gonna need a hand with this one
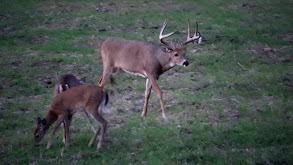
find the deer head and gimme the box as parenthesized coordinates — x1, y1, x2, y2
(159, 20, 201, 67)
(34, 117, 47, 143)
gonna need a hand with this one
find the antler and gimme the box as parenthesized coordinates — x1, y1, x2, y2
(159, 20, 176, 47)
(184, 19, 201, 45)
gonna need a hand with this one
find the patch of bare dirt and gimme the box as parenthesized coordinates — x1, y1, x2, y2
(11, 61, 22, 67)
(0, 26, 16, 36)
(37, 75, 56, 88)
(250, 96, 278, 113)
(224, 109, 241, 121)
(196, 96, 244, 124)
(282, 73, 293, 88)
(247, 44, 293, 64)
(141, 1, 201, 12)
(21, 94, 48, 105)
(32, 35, 56, 45)
(277, 33, 293, 43)
(108, 116, 125, 129)
(229, 3, 258, 10)
(12, 108, 33, 114)
(23, 52, 40, 57)
(72, 35, 105, 49)
(62, 63, 93, 77)
(95, 2, 136, 13)
(30, 60, 60, 69)
(0, 14, 11, 21)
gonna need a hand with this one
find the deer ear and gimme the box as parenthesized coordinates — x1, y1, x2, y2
(38, 119, 46, 128)
(41, 119, 47, 126)
(160, 46, 172, 53)
(58, 84, 63, 93)
(36, 117, 42, 124)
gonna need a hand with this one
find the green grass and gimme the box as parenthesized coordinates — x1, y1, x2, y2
(0, 0, 292, 164)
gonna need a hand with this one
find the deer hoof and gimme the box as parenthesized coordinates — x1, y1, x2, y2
(163, 114, 167, 120)
(97, 143, 102, 151)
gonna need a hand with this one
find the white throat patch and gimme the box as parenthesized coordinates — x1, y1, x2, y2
(170, 63, 175, 67)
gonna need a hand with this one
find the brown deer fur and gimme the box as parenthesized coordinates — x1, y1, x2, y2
(34, 85, 109, 150)
(98, 20, 201, 119)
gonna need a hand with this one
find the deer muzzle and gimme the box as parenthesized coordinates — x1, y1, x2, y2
(183, 60, 189, 67)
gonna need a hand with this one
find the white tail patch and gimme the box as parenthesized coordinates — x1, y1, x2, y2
(58, 85, 63, 93)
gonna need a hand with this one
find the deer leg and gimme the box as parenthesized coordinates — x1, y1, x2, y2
(89, 106, 107, 151)
(98, 67, 112, 87)
(88, 126, 101, 148)
(147, 75, 167, 119)
(47, 116, 65, 149)
(63, 115, 72, 147)
(142, 78, 152, 117)
(84, 111, 97, 134)
(62, 121, 66, 144)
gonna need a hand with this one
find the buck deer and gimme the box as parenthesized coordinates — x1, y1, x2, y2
(34, 85, 109, 150)
(98, 20, 201, 119)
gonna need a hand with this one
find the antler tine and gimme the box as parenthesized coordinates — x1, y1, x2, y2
(184, 20, 201, 45)
(159, 20, 175, 46)
(195, 21, 198, 36)
(187, 19, 191, 41)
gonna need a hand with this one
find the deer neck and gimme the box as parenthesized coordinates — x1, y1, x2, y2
(44, 110, 58, 130)
(158, 52, 174, 73)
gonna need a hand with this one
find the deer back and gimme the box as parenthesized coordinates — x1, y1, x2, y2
(51, 85, 105, 114)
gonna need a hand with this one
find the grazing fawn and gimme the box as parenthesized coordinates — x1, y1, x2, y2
(34, 85, 109, 150)
(54, 74, 99, 134)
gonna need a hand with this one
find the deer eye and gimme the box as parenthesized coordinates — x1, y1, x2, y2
(174, 54, 178, 57)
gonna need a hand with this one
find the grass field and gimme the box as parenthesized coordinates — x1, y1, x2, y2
(0, 0, 292, 164)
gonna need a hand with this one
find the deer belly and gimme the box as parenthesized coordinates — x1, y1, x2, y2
(122, 69, 147, 78)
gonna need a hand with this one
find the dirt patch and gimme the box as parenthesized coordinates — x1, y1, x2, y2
(11, 61, 22, 67)
(108, 116, 125, 129)
(229, 3, 258, 10)
(95, 2, 136, 13)
(196, 96, 244, 124)
(246, 44, 293, 64)
(277, 34, 293, 43)
(95, 1, 201, 13)
(62, 63, 92, 77)
(72, 35, 105, 49)
(12, 108, 33, 114)
(1, 26, 16, 36)
(23, 52, 41, 57)
(282, 73, 293, 88)
(37, 75, 56, 88)
(141, 1, 201, 12)
(66, 52, 84, 58)
(224, 109, 241, 121)
(0, 14, 11, 21)
(32, 35, 56, 45)
(250, 96, 278, 113)
(20, 94, 48, 105)
(30, 60, 60, 69)
(110, 88, 145, 113)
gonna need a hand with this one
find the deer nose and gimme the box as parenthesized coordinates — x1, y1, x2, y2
(183, 60, 189, 67)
